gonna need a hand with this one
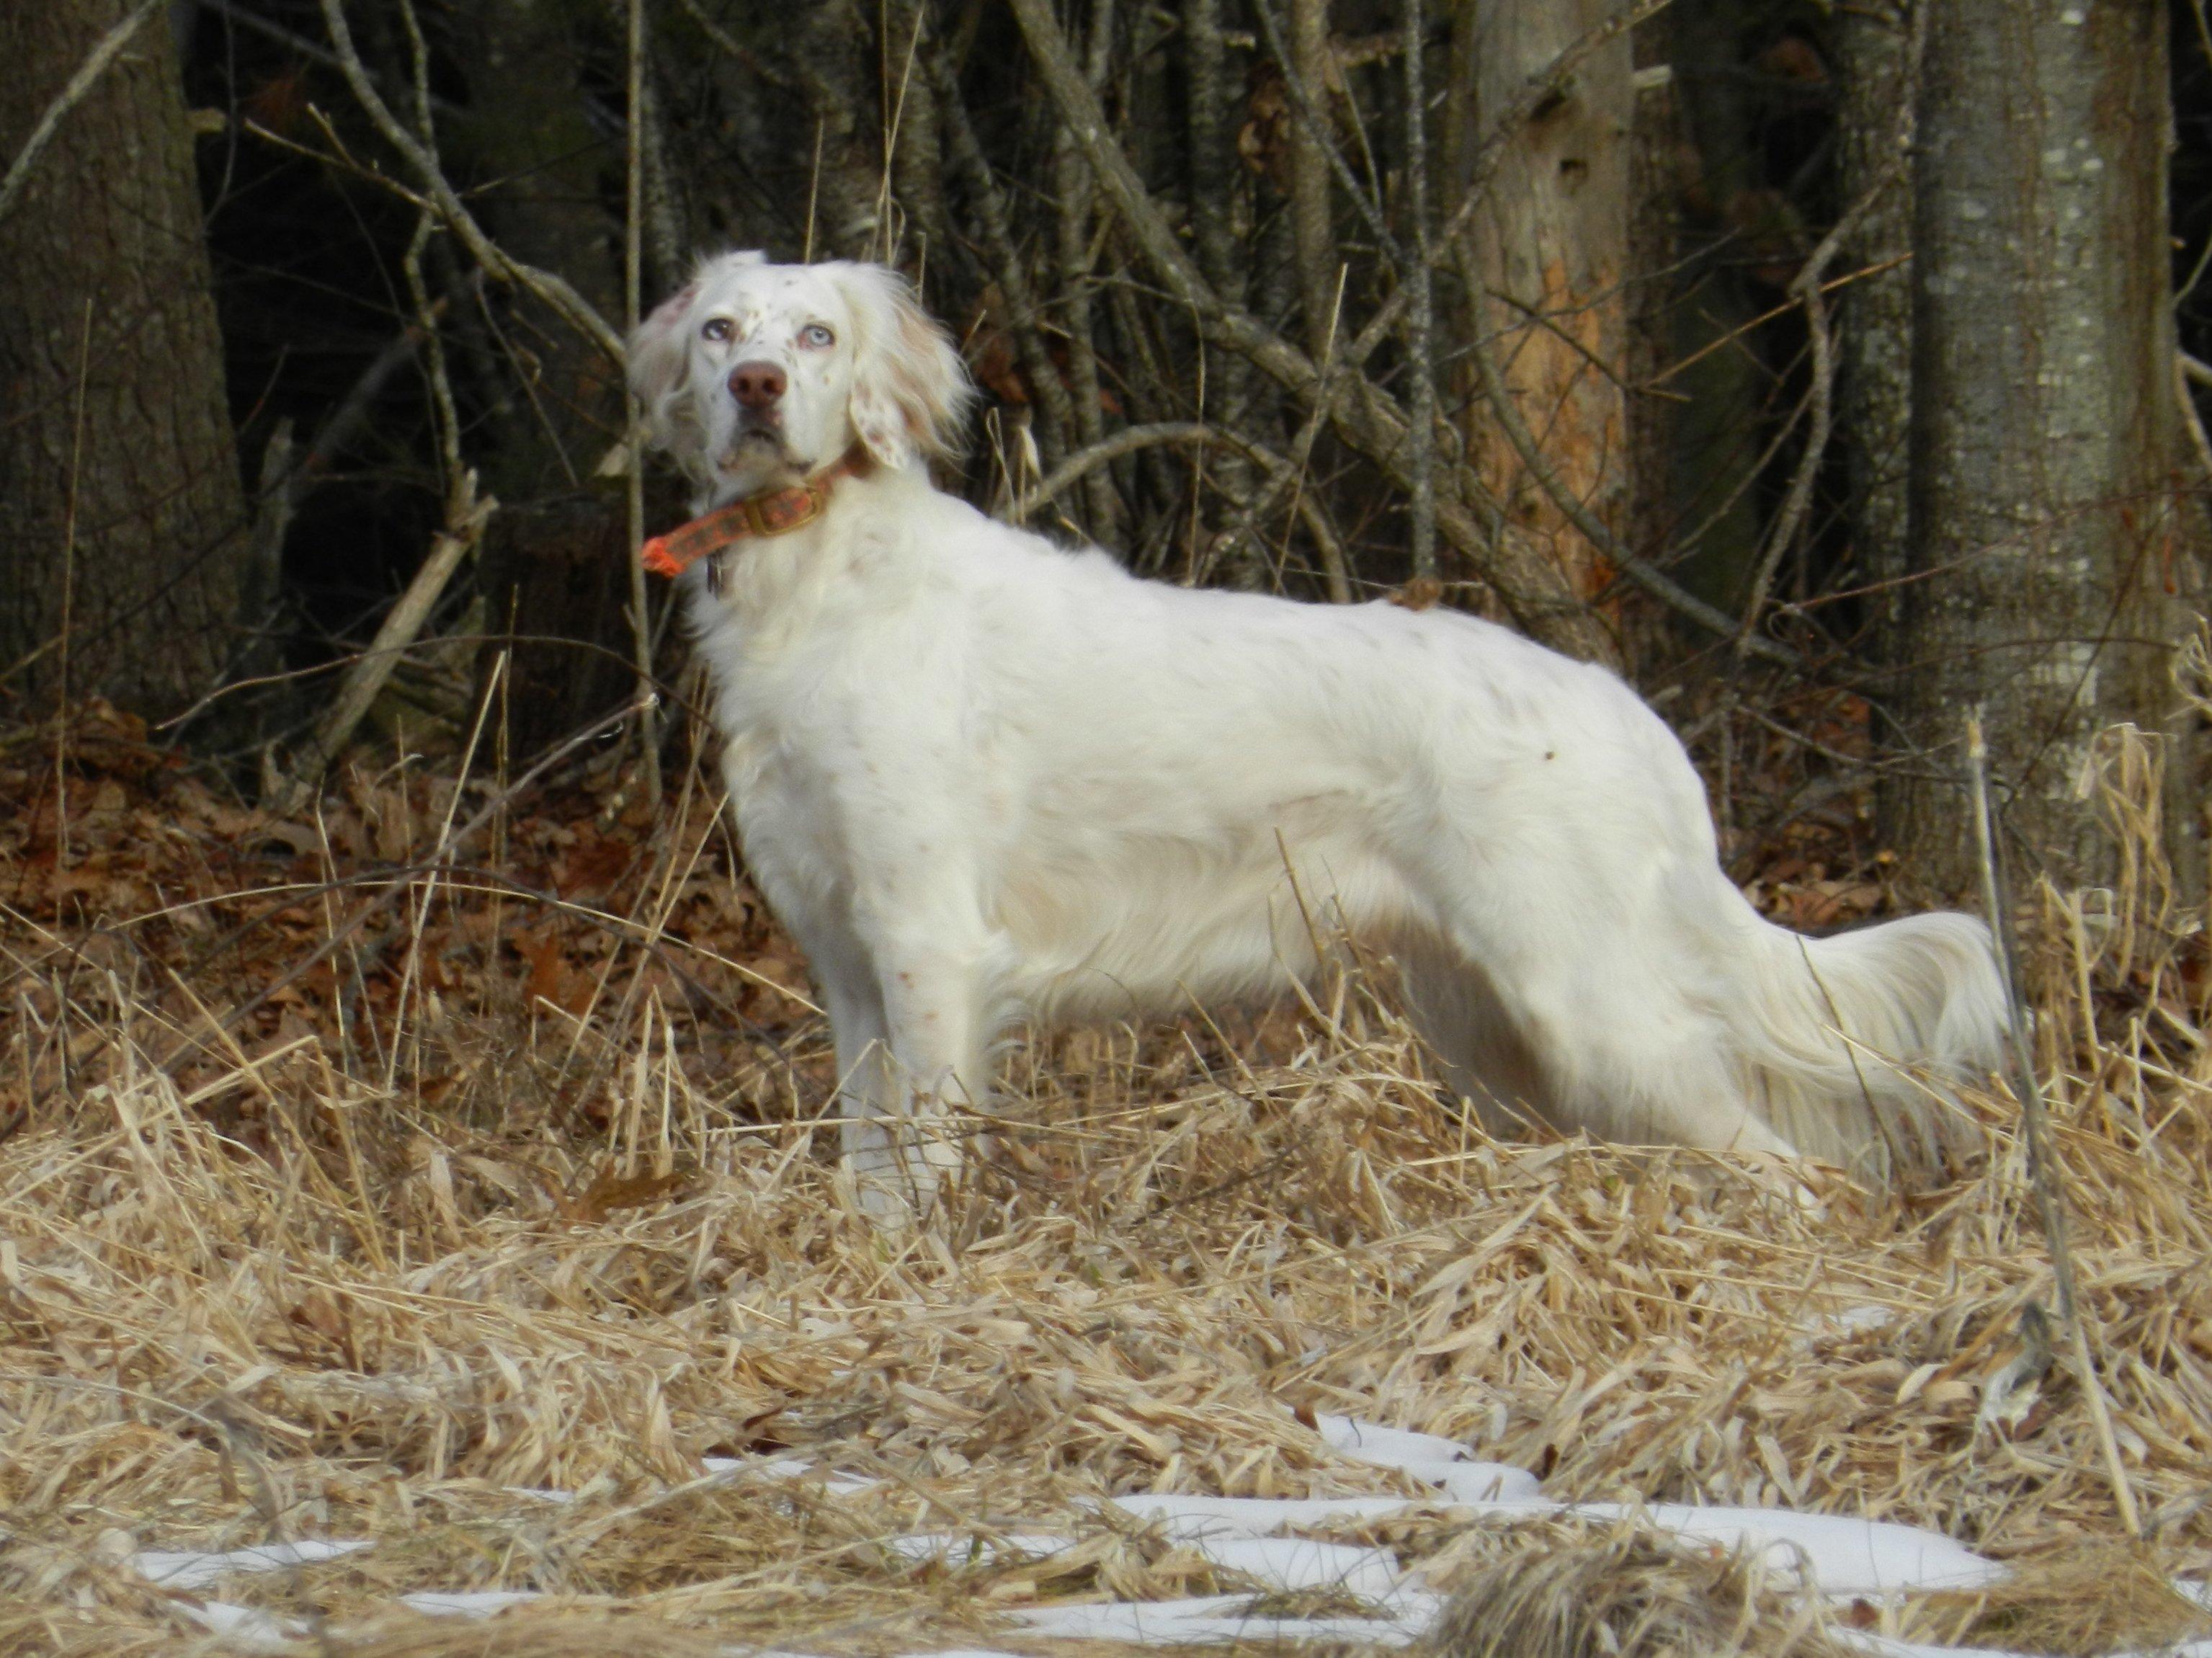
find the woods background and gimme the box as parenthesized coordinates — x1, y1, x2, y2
(5, 0, 2212, 906)
(14, 10, 2212, 1649)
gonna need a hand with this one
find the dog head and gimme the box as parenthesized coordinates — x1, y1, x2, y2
(628, 252, 973, 500)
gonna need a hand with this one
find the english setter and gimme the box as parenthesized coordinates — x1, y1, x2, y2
(629, 252, 2007, 1213)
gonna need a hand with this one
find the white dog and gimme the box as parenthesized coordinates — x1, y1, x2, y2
(628, 251, 2008, 1211)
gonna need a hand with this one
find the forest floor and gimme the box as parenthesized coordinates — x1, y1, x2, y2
(3, 702, 2211, 1658)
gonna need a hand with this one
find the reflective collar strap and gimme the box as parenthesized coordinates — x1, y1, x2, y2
(638, 464, 847, 579)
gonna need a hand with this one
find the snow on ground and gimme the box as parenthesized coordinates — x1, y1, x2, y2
(132, 1538, 374, 1592)
(121, 1417, 2061, 1653)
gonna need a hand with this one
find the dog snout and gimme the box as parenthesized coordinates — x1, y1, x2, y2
(728, 360, 788, 411)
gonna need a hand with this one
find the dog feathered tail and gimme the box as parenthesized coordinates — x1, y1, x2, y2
(1718, 893, 2009, 1187)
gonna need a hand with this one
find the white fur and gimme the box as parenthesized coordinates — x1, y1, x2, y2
(631, 253, 2010, 1208)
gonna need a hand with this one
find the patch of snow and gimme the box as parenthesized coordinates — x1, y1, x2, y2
(1011, 1592, 1435, 1645)
(1838, 1633, 2033, 1658)
(175, 1600, 305, 1652)
(699, 1453, 879, 1497)
(1314, 1416, 1469, 1469)
(1108, 1493, 1431, 1539)
(131, 1538, 374, 1591)
(1315, 1415, 1540, 1502)
(1185, 1536, 1404, 1600)
(1424, 1463, 1546, 1503)
(401, 1587, 544, 1617)
(1563, 1503, 2004, 1597)
(1110, 1487, 2000, 1603)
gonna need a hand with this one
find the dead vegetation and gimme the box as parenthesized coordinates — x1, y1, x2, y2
(2, 708, 2211, 1658)
(1418, 1518, 1857, 1658)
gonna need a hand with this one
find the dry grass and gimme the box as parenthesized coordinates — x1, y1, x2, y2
(1913, 1543, 2211, 1658)
(1418, 1517, 1857, 1658)
(2, 717, 2211, 1657)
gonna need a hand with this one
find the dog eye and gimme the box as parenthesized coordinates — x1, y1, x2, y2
(701, 318, 732, 342)
(800, 324, 835, 349)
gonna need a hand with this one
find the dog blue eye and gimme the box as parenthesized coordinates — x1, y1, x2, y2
(800, 324, 835, 349)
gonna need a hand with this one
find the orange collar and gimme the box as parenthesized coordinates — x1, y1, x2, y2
(639, 458, 857, 579)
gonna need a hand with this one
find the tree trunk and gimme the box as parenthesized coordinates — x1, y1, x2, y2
(1286, 0, 1337, 361)
(1834, 0, 1916, 644)
(1888, 0, 2198, 897)
(452, 0, 628, 500)
(1450, 0, 1635, 603)
(0, 1, 247, 717)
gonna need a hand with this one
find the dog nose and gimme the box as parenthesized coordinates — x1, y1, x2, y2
(728, 360, 788, 409)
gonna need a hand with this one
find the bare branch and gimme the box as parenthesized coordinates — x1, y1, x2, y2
(1285, 0, 1339, 358)
(0, 0, 164, 228)
(625, 0, 663, 806)
(1735, 170, 1904, 656)
(1052, 0, 1122, 538)
(315, 0, 623, 362)
(1013, 420, 1352, 600)
(1401, 0, 1437, 584)
(1005, 0, 1607, 656)
(270, 475, 496, 813)
(1463, 277, 1801, 667)
(922, 18, 1076, 472)
(1252, 0, 1406, 267)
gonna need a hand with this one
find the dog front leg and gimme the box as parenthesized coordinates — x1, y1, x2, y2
(785, 921, 914, 1211)
(863, 945, 991, 1210)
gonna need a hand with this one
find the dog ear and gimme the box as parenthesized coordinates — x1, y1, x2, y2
(829, 263, 975, 472)
(627, 251, 770, 476)
(628, 277, 703, 470)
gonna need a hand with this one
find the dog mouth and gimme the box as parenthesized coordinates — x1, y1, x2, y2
(718, 422, 793, 471)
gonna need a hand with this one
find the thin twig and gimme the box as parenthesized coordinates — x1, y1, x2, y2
(1966, 709, 2143, 1538)
(1051, 0, 1120, 538)
(1015, 423, 1288, 520)
(2176, 354, 2212, 482)
(921, 17, 1076, 471)
(55, 300, 94, 873)
(0, 0, 164, 227)
(1401, 0, 1436, 584)
(1004, 0, 1603, 656)
(1018, 420, 1352, 598)
(156, 695, 652, 1073)
(1252, 0, 1406, 268)
(625, 0, 664, 809)
(1734, 171, 1902, 656)
(1285, 0, 1338, 359)
(272, 478, 496, 814)
(316, 0, 622, 362)
(1462, 279, 1798, 666)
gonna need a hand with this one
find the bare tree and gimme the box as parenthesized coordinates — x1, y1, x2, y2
(1886, 0, 2201, 895)
(1834, 0, 1916, 643)
(0, 1, 248, 717)
(1449, 0, 1636, 605)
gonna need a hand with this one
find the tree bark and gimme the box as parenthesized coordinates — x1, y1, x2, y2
(0, 1, 247, 717)
(1888, 0, 2198, 896)
(1287, 0, 1337, 360)
(451, 0, 628, 499)
(1834, 0, 1916, 643)
(1450, 0, 1635, 603)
